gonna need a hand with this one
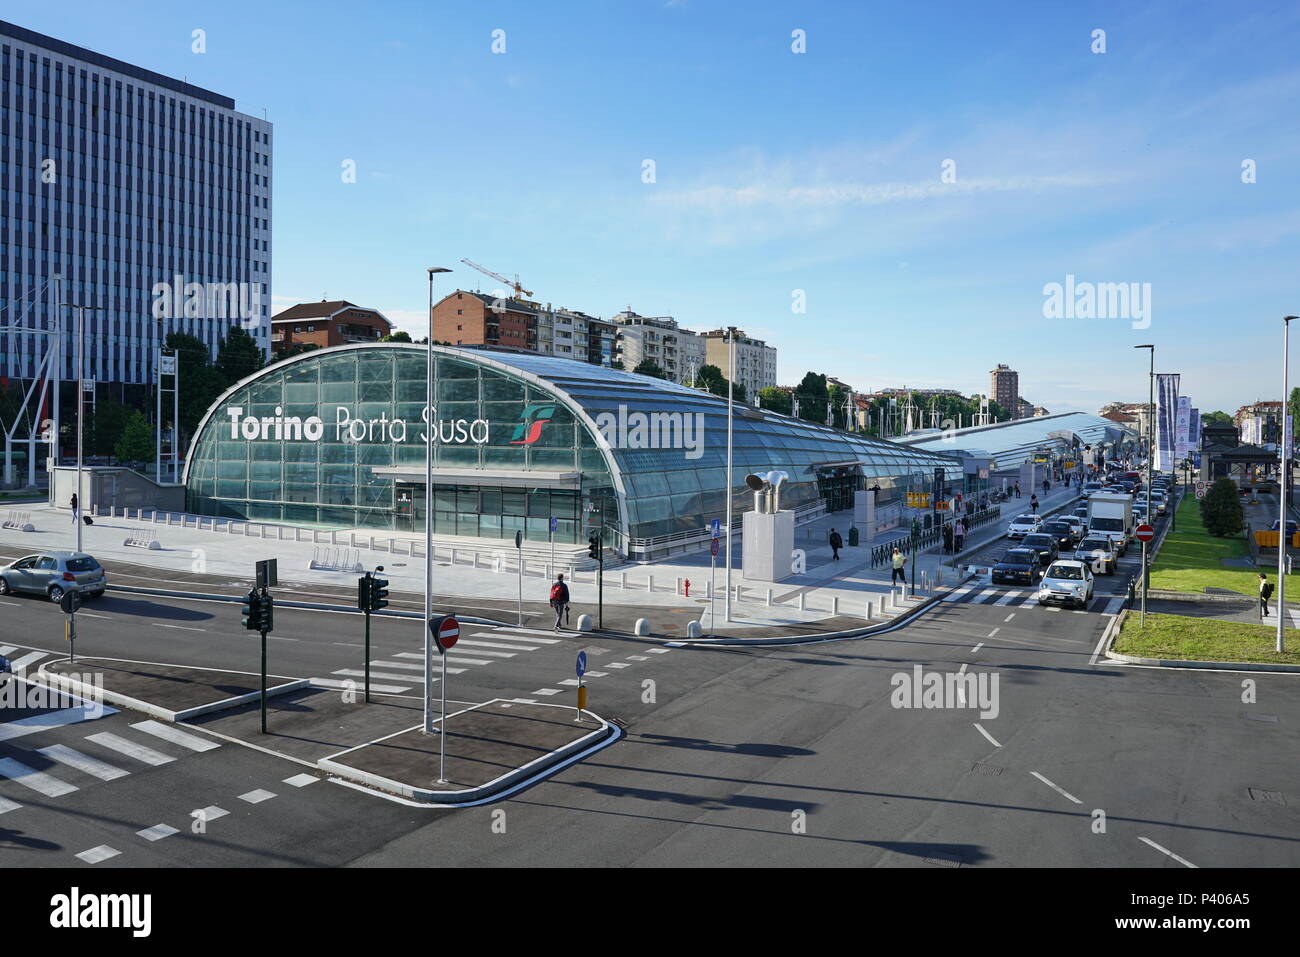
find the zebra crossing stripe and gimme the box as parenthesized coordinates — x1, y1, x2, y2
(438, 643, 517, 657)
(0, 795, 22, 814)
(137, 824, 179, 842)
(36, 744, 129, 781)
(532, 688, 562, 696)
(130, 720, 220, 752)
(332, 669, 418, 684)
(8, 651, 46, 671)
(392, 653, 465, 673)
(970, 588, 1001, 604)
(312, 677, 413, 694)
(0, 705, 114, 743)
(944, 586, 977, 603)
(488, 627, 563, 640)
(993, 591, 1022, 606)
(84, 732, 175, 766)
(0, 756, 78, 796)
(454, 639, 530, 653)
(75, 845, 120, 865)
(0, 645, 17, 655)
(368, 660, 423, 671)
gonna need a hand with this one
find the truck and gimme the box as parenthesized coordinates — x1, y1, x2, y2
(1087, 491, 1133, 556)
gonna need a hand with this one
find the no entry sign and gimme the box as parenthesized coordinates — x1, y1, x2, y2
(430, 615, 460, 653)
(1134, 524, 1155, 543)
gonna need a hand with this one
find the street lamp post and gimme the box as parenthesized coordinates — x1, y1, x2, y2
(1278, 317, 1296, 653)
(1135, 344, 1154, 625)
(60, 302, 103, 554)
(423, 267, 452, 736)
(724, 326, 737, 624)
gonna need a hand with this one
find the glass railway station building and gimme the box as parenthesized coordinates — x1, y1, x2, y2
(894, 411, 1140, 474)
(184, 344, 968, 560)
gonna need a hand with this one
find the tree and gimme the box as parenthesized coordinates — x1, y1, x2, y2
(381, 330, 412, 343)
(632, 360, 668, 379)
(757, 387, 791, 415)
(114, 410, 155, 469)
(273, 342, 320, 362)
(695, 363, 746, 404)
(85, 396, 131, 457)
(166, 332, 229, 450)
(1200, 477, 1243, 537)
(215, 325, 265, 383)
(793, 372, 829, 424)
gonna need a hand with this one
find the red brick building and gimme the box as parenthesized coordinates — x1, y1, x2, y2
(431, 290, 534, 350)
(270, 301, 393, 350)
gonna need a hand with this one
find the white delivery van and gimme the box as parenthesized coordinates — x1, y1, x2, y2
(1086, 491, 1133, 556)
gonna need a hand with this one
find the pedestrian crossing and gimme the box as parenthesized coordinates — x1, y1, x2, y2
(0, 714, 221, 812)
(942, 586, 1126, 615)
(311, 624, 563, 695)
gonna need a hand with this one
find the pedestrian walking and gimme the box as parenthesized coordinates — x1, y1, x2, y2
(828, 527, 843, 561)
(549, 573, 571, 631)
(1030, 494, 1039, 514)
(890, 547, 907, 585)
(1014, 482, 1021, 498)
(1259, 573, 1274, 619)
(1043, 478, 1050, 494)
(69, 492, 79, 525)
(954, 518, 966, 552)
(943, 523, 954, 554)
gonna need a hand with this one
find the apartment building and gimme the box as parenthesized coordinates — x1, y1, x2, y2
(701, 328, 778, 395)
(609, 308, 706, 383)
(270, 301, 391, 350)
(0, 20, 272, 395)
(989, 364, 1019, 418)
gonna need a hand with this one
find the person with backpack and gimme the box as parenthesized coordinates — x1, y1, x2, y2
(828, 528, 843, 561)
(549, 573, 571, 631)
(1260, 573, 1274, 618)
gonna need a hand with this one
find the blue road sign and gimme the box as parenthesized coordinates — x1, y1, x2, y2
(576, 651, 587, 678)
(710, 518, 721, 538)
(550, 516, 558, 533)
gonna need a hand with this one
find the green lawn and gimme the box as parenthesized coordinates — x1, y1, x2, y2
(1115, 612, 1300, 666)
(1148, 495, 1298, 597)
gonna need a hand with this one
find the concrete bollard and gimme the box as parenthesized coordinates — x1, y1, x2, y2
(647, 574, 654, 592)
(686, 620, 703, 638)
(766, 588, 773, 607)
(575, 613, 594, 632)
(620, 571, 627, 589)
(798, 592, 806, 611)
(633, 618, 651, 636)
(831, 596, 839, 616)
(866, 600, 874, 620)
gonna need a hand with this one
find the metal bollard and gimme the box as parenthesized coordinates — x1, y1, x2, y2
(798, 592, 806, 611)
(766, 588, 773, 607)
(831, 596, 839, 615)
(648, 574, 654, 592)
(865, 600, 874, 620)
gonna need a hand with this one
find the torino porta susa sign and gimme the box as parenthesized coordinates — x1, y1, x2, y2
(225, 405, 490, 445)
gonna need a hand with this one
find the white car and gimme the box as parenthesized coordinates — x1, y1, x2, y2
(1006, 514, 1042, 539)
(1150, 493, 1168, 515)
(1038, 560, 1095, 609)
(1074, 536, 1117, 575)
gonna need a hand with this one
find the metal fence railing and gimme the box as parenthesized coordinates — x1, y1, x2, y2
(868, 507, 998, 568)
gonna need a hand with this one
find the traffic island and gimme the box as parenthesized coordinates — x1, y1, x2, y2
(318, 699, 617, 803)
(1106, 609, 1300, 672)
(40, 656, 308, 722)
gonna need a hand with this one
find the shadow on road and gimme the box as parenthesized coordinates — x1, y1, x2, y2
(90, 597, 215, 623)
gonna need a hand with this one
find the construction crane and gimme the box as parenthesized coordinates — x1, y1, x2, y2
(459, 259, 533, 300)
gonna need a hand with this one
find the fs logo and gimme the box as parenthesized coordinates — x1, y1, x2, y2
(511, 403, 556, 445)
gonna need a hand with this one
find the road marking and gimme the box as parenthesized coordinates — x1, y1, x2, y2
(331, 669, 420, 684)
(974, 723, 1002, 748)
(987, 627, 1001, 638)
(75, 845, 120, 865)
(646, 648, 670, 654)
(444, 641, 521, 655)
(0, 795, 21, 814)
(76, 612, 110, 619)
(956, 663, 969, 705)
(532, 688, 562, 696)
(488, 628, 562, 641)
(196, 805, 228, 821)
(368, 660, 423, 670)
(1030, 771, 1082, 805)
(0, 756, 78, 796)
(969, 588, 999, 604)
(607, 662, 631, 669)
(0, 601, 17, 607)
(284, 773, 318, 787)
(130, 720, 220, 752)
(311, 677, 412, 694)
(993, 591, 1021, 606)
(0, 703, 115, 743)
(239, 789, 276, 804)
(137, 824, 179, 842)
(584, 671, 608, 678)
(943, 585, 978, 603)
(8, 651, 47, 671)
(442, 655, 496, 666)
(558, 678, 580, 686)
(1138, 836, 1198, 868)
(0, 645, 15, 655)
(392, 653, 466, 673)
(1103, 596, 1124, 615)
(85, 732, 175, 766)
(627, 655, 649, 661)
(35, 744, 129, 781)
(151, 623, 206, 632)
(1004, 613, 1016, 622)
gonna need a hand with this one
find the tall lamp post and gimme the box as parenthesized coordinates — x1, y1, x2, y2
(423, 267, 452, 735)
(1278, 316, 1296, 653)
(60, 301, 103, 554)
(1134, 344, 1154, 624)
(724, 326, 737, 623)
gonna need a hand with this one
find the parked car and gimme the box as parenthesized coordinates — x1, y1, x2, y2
(1040, 520, 1077, 550)
(1038, 560, 1095, 609)
(1020, 532, 1060, 566)
(1006, 514, 1042, 539)
(0, 552, 107, 602)
(1074, 536, 1118, 575)
(992, 548, 1043, 586)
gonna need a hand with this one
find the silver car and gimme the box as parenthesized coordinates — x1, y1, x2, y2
(0, 551, 107, 602)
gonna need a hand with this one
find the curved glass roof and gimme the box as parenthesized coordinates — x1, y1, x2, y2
(894, 411, 1138, 470)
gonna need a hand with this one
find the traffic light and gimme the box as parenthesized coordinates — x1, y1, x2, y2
(241, 589, 273, 632)
(357, 575, 372, 611)
(370, 574, 389, 612)
(242, 588, 259, 630)
(588, 534, 601, 561)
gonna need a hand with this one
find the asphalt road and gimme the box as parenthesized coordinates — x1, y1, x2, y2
(2, 546, 1297, 867)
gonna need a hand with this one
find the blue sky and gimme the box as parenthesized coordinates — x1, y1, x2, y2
(16, 0, 1300, 414)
